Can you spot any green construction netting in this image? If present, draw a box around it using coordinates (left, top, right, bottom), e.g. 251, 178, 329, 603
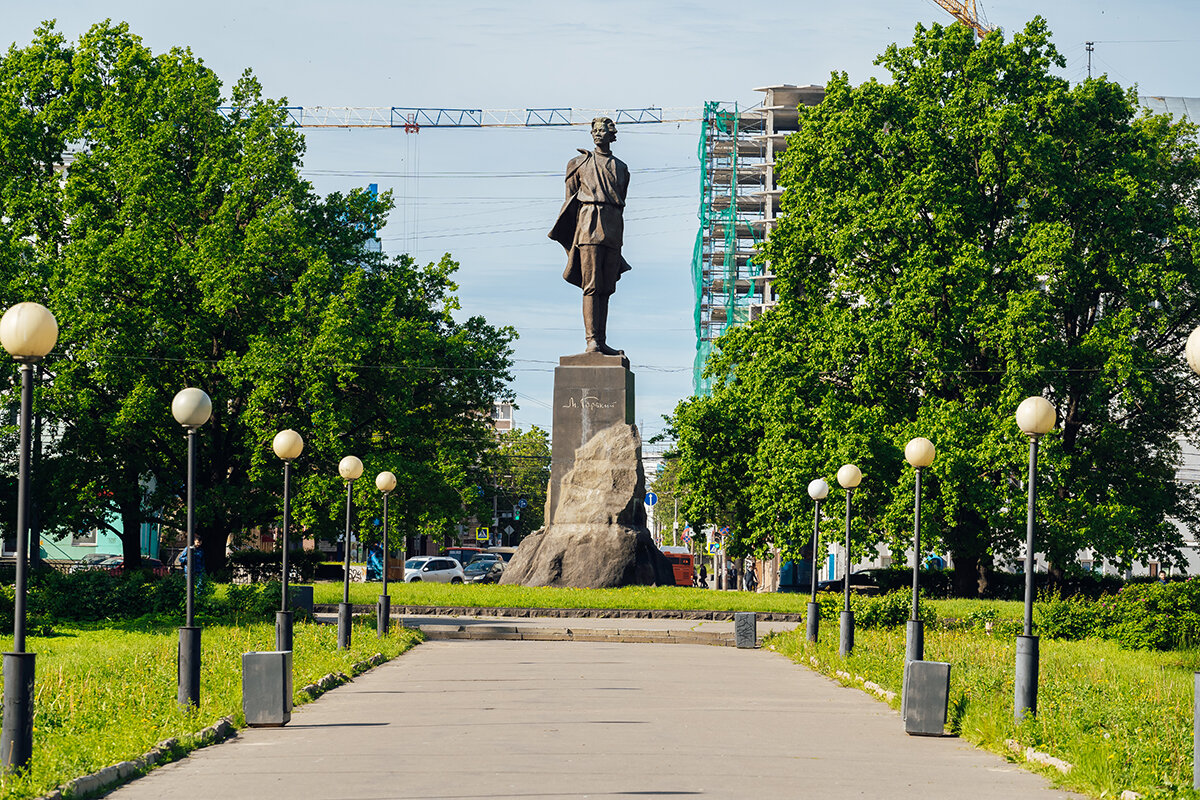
692, 101, 765, 396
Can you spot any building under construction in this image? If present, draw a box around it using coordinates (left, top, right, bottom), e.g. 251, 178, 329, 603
692, 84, 825, 395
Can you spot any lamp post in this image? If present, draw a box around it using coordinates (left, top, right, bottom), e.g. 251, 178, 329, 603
1014, 395, 1055, 722
338, 455, 363, 650
172, 386, 212, 709
904, 437, 936, 663
836, 464, 862, 657
1185, 328, 1200, 790
376, 471, 397, 637
272, 430, 304, 652
0, 302, 57, 771
806, 478, 829, 643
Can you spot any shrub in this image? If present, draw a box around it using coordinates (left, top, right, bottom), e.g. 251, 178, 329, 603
1034, 590, 1099, 640
1028, 579, 1200, 650
223, 581, 282, 621
851, 589, 938, 629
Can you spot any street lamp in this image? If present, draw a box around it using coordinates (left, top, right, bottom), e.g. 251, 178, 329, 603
375, 471, 397, 637
272, 429, 304, 652
338, 455, 363, 650
836, 464, 862, 657
172, 386, 212, 709
904, 437, 936, 663
806, 478, 829, 643
1185, 328, 1200, 790
1014, 395, 1055, 722
0, 302, 57, 771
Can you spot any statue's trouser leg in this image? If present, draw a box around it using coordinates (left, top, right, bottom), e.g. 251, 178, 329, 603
594, 294, 609, 347
583, 294, 599, 351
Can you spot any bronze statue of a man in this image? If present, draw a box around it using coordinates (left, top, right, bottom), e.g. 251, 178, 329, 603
549, 117, 630, 356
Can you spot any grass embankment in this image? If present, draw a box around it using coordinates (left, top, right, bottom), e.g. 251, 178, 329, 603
0, 617, 420, 800
768, 626, 1196, 799
317, 581, 813, 611
313, 580, 1027, 619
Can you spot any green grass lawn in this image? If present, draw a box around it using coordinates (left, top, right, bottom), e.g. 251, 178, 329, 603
0, 618, 419, 800
311, 580, 1026, 621
767, 626, 1197, 799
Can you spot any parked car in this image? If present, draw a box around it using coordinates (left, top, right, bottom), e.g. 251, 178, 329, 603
466, 552, 502, 566
101, 556, 168, 576
443, 546, 484, 566
403, 556, 465, 583
816, 568, 886, 594
485, 546, 518, 562
70, 553, 119, 573
463, 558, 505, 584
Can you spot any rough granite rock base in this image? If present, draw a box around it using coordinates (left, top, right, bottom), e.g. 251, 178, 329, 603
501, 424, 674, 589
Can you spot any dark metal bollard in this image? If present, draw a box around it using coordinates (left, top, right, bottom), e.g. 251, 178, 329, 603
839, 609, 854, 657
806, 601, 820, 643
1014, 635, 1039, 722
178, 626, 201, 708
1194, 673, 1200, 790
905, 618, 924, 663
734, 612, 756, 648
1, 652, 35, 770
377, 594, 391, 637
337, 602, 352, 650
904, 660, 951, 736
275, 610, 293, 653
243, 650, 293, 727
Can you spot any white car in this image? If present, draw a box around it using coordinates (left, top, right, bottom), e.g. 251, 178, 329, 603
403, 556, 465, 583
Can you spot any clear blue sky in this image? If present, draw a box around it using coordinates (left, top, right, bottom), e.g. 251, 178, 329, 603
10, 1, 1200, 443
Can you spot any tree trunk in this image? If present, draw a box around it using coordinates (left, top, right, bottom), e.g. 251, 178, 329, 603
119, 499, 143, 571
948, 510, 990, 597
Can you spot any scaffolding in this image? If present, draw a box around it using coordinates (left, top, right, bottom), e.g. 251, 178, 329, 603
691, 86, 825, 395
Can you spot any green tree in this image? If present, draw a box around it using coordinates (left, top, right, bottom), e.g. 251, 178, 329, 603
646, 455, 686, 546
0, 21, 514, 571
676, 18, 1200, 594
487, 426, 551, 540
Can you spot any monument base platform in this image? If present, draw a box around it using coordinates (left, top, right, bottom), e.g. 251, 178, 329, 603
548, 354, 634, 524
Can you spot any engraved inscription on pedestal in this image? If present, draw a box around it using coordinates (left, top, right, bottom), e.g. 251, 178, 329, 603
548, 353, 634, 524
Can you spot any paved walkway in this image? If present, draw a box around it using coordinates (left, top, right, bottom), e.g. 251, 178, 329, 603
107, 625, 1083, 799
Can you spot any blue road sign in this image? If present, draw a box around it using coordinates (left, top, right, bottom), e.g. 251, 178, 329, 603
644, 492, 658, 507
517, 498, 528, 509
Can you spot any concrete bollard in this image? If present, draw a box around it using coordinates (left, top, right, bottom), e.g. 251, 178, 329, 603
243, 650, 293, 727
734, 612, 756, 648
903, 660, 950, 736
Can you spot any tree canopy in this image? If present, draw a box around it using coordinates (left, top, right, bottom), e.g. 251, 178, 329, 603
0, 21, 515, 569
672, 18, 1200, 593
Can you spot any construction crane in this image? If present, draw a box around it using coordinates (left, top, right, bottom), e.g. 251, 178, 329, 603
930, 0, 996, 39
218, 106, 701, 131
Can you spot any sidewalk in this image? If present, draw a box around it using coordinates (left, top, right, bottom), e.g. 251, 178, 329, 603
105, 626, 1084, 799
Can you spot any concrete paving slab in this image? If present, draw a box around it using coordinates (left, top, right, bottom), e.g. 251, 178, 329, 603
105, 638, 1084, 800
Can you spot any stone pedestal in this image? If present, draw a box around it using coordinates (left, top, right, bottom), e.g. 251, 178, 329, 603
549, 353, 634, 525
734, 612, 757, 649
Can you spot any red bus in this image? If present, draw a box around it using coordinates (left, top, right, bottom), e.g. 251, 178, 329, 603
660, 546, 694, 587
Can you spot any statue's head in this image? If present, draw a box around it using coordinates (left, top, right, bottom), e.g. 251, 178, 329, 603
591, 117, 617, 147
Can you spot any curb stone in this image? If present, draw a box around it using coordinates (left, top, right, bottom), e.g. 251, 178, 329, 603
39, 651, 390, 799
314, 603, 806, 623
